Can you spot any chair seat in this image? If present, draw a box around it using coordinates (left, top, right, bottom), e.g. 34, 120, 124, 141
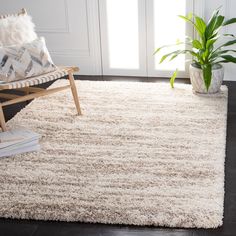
0, 65, 81, 132
0, 66, 78, 91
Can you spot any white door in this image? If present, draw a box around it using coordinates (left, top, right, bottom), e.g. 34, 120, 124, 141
99, 0, 194, 77
147, 0, 194, 78
99, 0, 147, 76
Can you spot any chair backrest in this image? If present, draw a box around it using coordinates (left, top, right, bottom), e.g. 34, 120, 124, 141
0, 8, 27, 19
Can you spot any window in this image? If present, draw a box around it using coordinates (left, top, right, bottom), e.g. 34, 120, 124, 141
99, 0, 194, 77
106, 0, 139, 69
153, 0, 186, 71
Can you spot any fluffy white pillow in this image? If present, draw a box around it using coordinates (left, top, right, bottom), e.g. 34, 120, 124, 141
0, 14, 37, 47
0, 37, 56, 82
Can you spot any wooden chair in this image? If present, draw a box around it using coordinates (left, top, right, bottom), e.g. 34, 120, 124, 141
0, 9, 82, 132
0, 66, 82, 132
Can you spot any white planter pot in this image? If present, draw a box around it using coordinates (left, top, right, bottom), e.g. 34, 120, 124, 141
189, 64, 224, 94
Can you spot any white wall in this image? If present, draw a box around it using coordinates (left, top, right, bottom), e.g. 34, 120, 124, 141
0, 0, 102, 75
1, 0, 236, 80
204, 0, 236, 81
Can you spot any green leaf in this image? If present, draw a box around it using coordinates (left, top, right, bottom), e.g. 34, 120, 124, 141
205, 11, 224, 40
195, 16, 206, 35
153, 42, 184, 55
210, 32, 218, 40
180, 14, 204, 35
178, 15, 193, 23
214, 15, 225, 31
159, 54, 172, 63
206, 36, 219, 50
192, 39, 202, 49
170, 54, 178, 61
202, 49, 210, 61
170, 69, 178, 88
205, 10, 219, 39
202, 64, 212, 91
159, 50, 182, 63
221, 55, 236, 63
223, 33, 236, 37
221, 39, 236, 47
187, 12, 193, 20
153, 47, 162, 54
179, 14, 206, 40
211, 49, 236, 61
223, 18, 236, 26
159, 50, 198, 64
214, 39, 236, 53
169, 49, 197, 61
215, 60, 231, 64
220, 50, 236, 54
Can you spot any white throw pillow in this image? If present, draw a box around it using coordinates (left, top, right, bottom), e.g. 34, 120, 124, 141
0, 37, 56, 82
0, 14, 37, 47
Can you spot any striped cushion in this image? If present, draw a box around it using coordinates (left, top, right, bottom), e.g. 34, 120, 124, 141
0, 67, 69, 90
0, 37, 56, 82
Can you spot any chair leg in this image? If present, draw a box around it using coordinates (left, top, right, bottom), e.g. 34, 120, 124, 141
0, 104, 7, 132
68, 72, 82, 115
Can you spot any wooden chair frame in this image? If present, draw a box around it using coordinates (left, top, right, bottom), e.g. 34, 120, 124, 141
0, 9, 82, 132
0, 67, 82, 132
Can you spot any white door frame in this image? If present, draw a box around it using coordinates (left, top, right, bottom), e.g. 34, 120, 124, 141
98, 0, 147, 76
98, 0, 205, 77
146, 0, 194, 78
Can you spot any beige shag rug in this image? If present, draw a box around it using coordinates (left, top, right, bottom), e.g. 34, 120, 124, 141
0, 80, 228, 228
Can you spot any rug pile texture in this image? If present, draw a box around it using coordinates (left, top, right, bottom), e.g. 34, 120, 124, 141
0, 80, 228, 228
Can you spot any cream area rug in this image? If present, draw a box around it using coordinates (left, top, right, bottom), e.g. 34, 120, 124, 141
0, 80, 228, 228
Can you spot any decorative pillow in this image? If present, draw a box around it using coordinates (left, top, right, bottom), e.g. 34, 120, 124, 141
0, 37, 56, 82
0, 11, 37, 47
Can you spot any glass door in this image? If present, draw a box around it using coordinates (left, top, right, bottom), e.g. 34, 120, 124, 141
99, 0, 146, 76
99, 0, 194, 78
147, 0, 194, 77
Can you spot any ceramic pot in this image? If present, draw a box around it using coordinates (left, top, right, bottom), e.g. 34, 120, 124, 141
189, 63, 224, 94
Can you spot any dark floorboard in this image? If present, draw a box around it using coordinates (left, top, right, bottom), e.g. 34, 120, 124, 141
0, 76, 235, 236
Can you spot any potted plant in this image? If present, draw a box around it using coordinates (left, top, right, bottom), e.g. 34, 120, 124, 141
154, 8, 236, 93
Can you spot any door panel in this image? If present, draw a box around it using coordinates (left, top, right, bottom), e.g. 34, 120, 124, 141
99, 0, 193, 77
99, 0, 147, 76
147, 0, 194, 77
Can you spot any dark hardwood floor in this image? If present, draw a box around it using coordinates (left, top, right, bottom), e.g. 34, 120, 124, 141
0, 76, 235, 236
